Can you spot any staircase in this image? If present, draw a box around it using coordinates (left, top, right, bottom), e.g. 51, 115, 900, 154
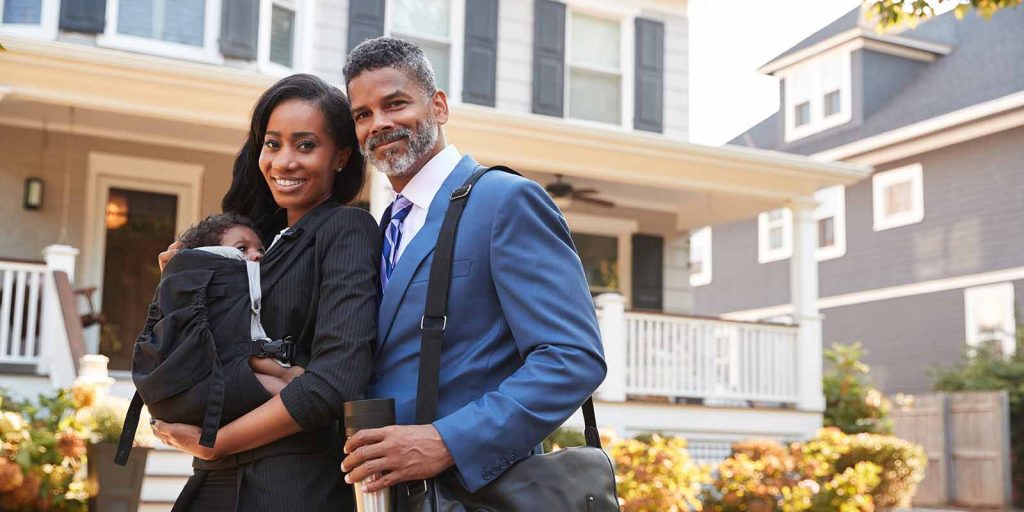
139, 444, 192, 512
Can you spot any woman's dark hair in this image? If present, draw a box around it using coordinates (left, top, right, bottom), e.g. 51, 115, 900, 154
178, 212, 258, 249
221, 74, 366, 241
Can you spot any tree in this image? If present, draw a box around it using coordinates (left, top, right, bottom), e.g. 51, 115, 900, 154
867, 0, 1023, 30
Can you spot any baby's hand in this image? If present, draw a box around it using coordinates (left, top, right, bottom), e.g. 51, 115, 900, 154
283, 366, 305, 384
158, 241, 184, 272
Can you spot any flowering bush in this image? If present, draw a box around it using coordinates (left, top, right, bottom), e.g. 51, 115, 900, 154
0, 383, 151, 511
610, 434, 710, 512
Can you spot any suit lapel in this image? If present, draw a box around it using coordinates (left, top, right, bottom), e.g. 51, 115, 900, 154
377, 155, 479, 345
260, 200, 338, 293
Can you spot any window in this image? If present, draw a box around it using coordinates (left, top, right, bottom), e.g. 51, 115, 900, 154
873, 163, 924, 231
269, 2, 294, 67
964, 283, 1016, 356
758, 208, 792, 263
0, 0, 58, 38
101, 0, 221, 62
794, 101, 810, 127
689, 227, 712, 286
567, 12, 622, 125
391, 0, 453, 92
572, 233, 619, 293
783, 49, 852, 141
824, 90, 841, 117
259, 0, 307, 73
815, 186, 846, 261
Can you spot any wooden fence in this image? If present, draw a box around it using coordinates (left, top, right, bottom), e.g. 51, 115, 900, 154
891, 391, 1013, 509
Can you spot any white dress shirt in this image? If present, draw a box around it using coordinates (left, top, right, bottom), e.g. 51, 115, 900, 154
393, 144, 462, 261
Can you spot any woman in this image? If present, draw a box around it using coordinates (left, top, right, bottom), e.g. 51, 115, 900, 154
150, 74, 379, 511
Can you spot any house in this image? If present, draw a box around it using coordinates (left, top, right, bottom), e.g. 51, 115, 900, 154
0, 0, 867, 508
701, 6, 1024, 395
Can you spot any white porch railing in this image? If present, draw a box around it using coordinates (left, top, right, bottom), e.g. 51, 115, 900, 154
596, 294, 800, 405
0, 259, 47, 365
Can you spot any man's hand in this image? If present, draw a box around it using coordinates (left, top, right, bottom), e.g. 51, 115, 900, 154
158, 241, 184, 272
341, 424, 454, 492
151, 420, 220, 460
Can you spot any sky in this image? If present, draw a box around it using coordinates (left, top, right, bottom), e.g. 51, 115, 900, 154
687, 0, 862, 146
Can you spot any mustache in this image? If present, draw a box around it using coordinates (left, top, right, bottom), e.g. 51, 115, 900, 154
364, 128, 413, 152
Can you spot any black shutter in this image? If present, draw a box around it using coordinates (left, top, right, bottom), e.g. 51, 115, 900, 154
632, 234, 664, 311
634, 18, 665, 133
58, 0, 106, 33
347, 0, 385, 52
463, 0, 499, 106
219, 0, 260, 60
532, 0, 565, 117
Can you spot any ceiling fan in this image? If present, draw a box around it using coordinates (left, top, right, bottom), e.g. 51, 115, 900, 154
544, 175, 615, 208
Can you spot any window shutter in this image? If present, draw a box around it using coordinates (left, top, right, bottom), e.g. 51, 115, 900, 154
58, 0, 106, 33
634, 17, 664, 133
532, 0, 565, 117
347, 0, 385, 52
219, 0, 259, 60
632, 234, 664, 311
462, 0, 499, 106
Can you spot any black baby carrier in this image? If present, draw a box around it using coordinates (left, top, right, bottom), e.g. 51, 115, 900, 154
114, 248, 293, 465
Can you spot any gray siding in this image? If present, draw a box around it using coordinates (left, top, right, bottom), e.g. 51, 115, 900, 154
860, 49, 926, 120
695, 125, 1024, 314
661, 12, 688, 140
313, 0, 348, 83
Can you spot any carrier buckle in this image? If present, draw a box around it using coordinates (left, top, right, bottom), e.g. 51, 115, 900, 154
252, 336, 295, 364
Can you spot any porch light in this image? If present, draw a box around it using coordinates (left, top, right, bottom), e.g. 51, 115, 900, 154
23, 177, 43, 210
105, 194, 129, 230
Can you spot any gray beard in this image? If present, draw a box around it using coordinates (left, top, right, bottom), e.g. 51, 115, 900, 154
363, 118, 439, 178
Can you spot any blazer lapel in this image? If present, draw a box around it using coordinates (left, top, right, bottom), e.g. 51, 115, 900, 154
377, 155, 480, 345
260, 200, 339, 293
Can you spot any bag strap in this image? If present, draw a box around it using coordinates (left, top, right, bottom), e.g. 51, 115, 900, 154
414, 165, 603, 450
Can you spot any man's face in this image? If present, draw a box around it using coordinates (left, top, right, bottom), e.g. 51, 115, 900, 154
348, 67, 448, 178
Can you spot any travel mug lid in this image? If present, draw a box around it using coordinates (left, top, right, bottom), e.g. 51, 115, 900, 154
344, 398, 396, 433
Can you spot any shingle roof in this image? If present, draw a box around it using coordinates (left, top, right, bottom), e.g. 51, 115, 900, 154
730, 8, 1024, 156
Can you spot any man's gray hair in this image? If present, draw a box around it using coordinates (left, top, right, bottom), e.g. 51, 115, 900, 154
343, 37, 438, 98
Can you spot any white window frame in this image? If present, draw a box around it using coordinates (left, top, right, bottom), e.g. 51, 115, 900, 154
0, 0, 59, 39
758, 208, 793, 264
98, 0, 224, 65
781, 48, 852, 142
257, 0, 312, 75
385, 0, 464, 103
564, 212, 637, 304
815, 185, 846, 261
689, 226, 712, 287
873, 163, 924, 231
562, 2, 635, 130
964, 283, 1016, 356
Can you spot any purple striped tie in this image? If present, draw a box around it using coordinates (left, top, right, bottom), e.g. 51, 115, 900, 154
381, 195, 414, 289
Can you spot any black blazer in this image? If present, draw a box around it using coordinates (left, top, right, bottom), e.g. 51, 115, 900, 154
175, 201, 379, 512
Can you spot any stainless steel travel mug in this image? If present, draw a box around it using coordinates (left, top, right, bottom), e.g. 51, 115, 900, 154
344, 398, 396, 512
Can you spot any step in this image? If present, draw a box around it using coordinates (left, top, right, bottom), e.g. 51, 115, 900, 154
141, 443, 191, 509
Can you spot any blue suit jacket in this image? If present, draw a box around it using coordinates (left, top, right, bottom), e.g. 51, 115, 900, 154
369, 155, 607, 492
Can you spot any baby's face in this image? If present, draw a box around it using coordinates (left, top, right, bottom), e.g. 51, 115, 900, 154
221, 225, 265, 262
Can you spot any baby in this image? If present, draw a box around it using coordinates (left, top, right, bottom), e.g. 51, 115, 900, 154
177, 212, 304, 395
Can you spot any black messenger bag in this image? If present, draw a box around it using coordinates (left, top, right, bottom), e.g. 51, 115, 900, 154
412, 165, 620, 512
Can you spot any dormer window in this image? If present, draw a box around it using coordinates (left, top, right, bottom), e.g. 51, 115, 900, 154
781, 48, 852, 142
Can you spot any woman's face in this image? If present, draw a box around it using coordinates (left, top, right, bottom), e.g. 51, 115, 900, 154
259, 99, 351, 222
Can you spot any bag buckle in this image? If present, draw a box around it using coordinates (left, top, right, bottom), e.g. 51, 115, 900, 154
252, 336, 295, 364
450, 184, 472, 201
420, 315, 447, 332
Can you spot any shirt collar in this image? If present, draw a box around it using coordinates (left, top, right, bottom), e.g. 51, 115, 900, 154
399, 144, 461, 211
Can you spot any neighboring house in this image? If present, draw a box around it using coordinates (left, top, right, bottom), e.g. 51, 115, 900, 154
700, 7, 1024, 395
0, 0, 866, 508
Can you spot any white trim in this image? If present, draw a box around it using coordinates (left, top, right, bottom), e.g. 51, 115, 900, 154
98, 0, 224, 65
758, 208, 792, 263
964, 283, 1016, 356
758, 28, 952, 75
564, 212, 638, 236
812, 91, 1024, 163
814, 185, 846, 261
0, 115, 241, 155
257, 0, 311, 76
386, 0, 464, 102
82, 153, 204, 353
872, 163, 924, 231
689, 226, 712, 287
564, 5, 635, 129
781, 46, 853, 143
722, 265, 1024, 321
0, 0, 58, 40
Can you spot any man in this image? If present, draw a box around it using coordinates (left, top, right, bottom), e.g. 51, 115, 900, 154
340, 37, 606, 501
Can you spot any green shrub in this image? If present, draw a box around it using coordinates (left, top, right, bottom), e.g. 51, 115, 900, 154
835, 433, 927, 508
610, 434, 709, 512
823, 343, 892, 435
541, 427, 586, 452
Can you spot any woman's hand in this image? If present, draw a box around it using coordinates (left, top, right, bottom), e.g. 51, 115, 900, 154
158, 241, 184, 272
151, 420, 220, 460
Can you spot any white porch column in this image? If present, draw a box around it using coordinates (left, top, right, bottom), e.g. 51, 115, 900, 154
76, 354, 116, 401
38, 244, 79, 388
368, 168, 395, 223
595, 293, 627, 402
790, 200, 825, 412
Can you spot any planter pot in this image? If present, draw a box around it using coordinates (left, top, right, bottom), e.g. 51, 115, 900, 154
87, 442, 151, 512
